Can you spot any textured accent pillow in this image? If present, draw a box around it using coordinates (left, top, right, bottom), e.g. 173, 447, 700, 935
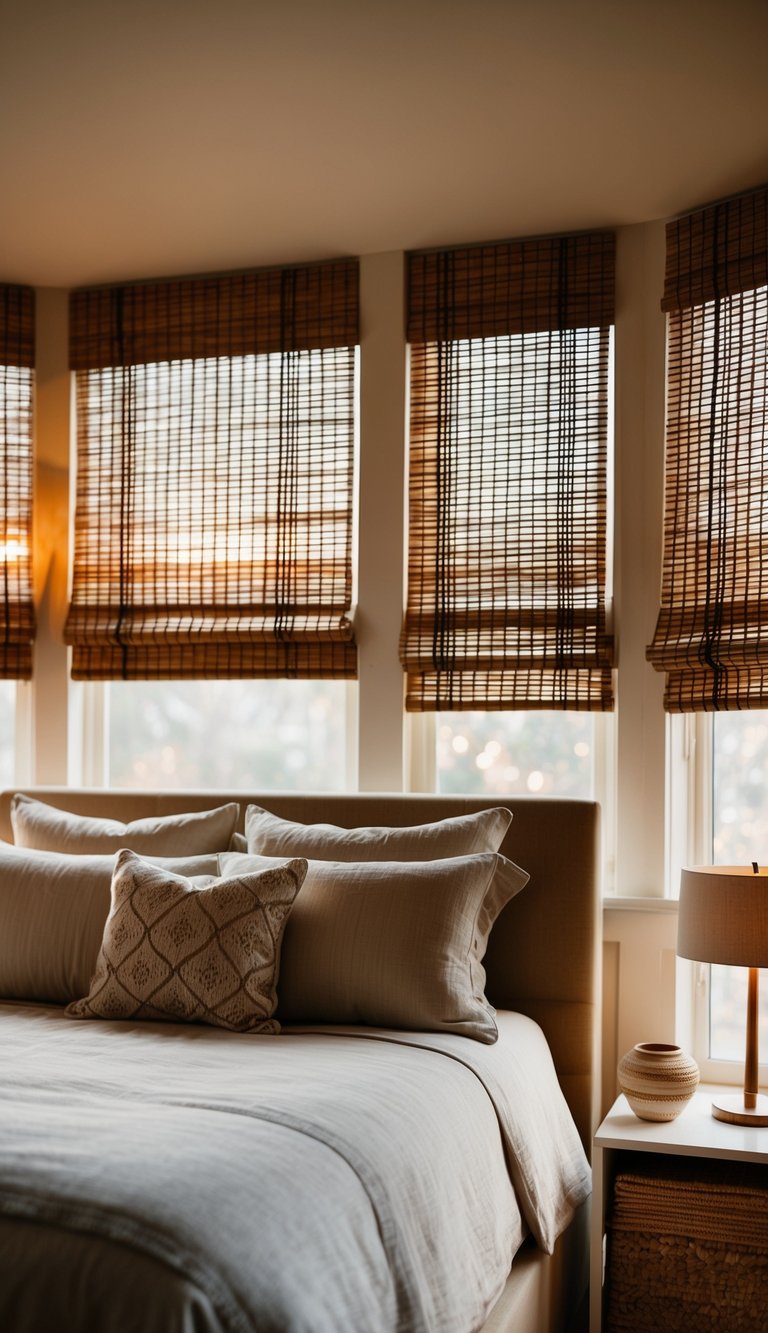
244, 804, 512, 861
10, 795, 240, 856
0, 844, 221, 1004
67, 851, 307, 1033
219, 850, 529, 1042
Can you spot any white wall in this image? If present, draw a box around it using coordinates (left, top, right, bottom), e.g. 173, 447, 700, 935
357, 251, 408, 791
29, 288, 70, 784
613, 221, 667, 897
602, 899, 679, 1115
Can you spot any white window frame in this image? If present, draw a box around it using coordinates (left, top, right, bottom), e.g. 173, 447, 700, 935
670, 711, 765, 1083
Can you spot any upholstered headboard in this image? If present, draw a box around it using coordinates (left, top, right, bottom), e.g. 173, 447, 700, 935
0, 788, 601, 1148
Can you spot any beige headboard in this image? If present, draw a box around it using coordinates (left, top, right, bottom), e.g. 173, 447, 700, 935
0, 788, 601, 1149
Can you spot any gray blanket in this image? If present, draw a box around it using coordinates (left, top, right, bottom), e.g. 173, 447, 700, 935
0, 1004, 590, 1333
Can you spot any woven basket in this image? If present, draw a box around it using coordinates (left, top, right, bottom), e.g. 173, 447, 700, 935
605, 1154, 768, 1332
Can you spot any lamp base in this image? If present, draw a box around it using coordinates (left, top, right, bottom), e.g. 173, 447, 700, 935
711, 1093, 768, 1126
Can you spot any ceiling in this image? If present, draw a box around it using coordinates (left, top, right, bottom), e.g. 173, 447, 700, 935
2, 0, 768, 288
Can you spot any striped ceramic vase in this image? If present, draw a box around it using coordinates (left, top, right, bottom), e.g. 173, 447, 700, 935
617, 1042, 700, 1122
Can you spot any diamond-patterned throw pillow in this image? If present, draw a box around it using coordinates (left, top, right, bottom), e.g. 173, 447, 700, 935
66, 850, 307, 1033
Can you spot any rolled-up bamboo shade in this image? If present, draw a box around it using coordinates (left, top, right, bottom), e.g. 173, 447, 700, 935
402, 234, 615, 711
70, 263, 357, 368
66, 261, 358, 680
0, 284, 35, 680
662, 186, 768, 314
648, 185, 768, 710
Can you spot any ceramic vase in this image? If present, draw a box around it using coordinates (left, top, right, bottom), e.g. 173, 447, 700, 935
617, 1042, 700, 1122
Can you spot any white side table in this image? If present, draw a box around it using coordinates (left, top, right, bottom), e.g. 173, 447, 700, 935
590, 1086, 768, 1332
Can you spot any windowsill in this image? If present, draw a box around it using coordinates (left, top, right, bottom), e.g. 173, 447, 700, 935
603, 894, 679, 912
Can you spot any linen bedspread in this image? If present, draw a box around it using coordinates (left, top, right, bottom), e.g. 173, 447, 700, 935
0, 1004, 590, 1333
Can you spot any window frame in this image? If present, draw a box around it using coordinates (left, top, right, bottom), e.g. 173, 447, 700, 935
670, 710, 768, 1082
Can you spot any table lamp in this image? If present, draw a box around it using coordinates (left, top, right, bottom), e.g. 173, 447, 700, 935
678, 865, 768, 1125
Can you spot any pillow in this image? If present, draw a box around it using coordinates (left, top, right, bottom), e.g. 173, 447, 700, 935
67, 851, 307, 1033
0, 844, 222, 1004
219, 850, 529, 1042
243, 804, 512, 861
10, 794, 240, 856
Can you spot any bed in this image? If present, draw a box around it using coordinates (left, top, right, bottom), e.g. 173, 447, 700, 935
0, 789, 600, 1333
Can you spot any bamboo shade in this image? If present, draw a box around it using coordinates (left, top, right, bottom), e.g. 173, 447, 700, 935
661, 186, 768, 313
647, 185, 768, 710
402, 234, 615, 711
0, 284, 35, 680
66, 261, 358, 680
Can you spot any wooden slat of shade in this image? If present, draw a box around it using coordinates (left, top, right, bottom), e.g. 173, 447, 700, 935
405, 668, 614, 712
70, 640, 357, 682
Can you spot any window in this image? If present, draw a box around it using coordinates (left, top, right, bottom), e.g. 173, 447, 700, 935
651, 185, 768, 1072
0, 283, 35, 681
0, 681, 15, 786
66, 263, 358, 681
709, 710, 768, 1062
437, 711, 594, 797
107, 679, 349, 791
648, 190, 768, 708
63, 264, 358, 792
713, 711, 768, 865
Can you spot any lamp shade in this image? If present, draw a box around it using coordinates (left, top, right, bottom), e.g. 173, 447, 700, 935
678, 867, 768, 968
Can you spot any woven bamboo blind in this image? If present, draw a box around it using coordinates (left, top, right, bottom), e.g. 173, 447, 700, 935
0, 284, 35, 680
66, 261, 358, 680
647, 185, 768, 710
402, 233, 615, 711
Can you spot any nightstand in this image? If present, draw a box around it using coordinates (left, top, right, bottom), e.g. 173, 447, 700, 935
590, 1087, 768, 1332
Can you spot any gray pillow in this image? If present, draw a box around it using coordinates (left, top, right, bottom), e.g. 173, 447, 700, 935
10, 794, 239, 856
0, 844, 221, 1004
219, 850, 529, 1043
244, 804, 512, 861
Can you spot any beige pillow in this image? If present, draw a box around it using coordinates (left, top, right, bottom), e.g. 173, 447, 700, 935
244, 804, 512, 860
0, 844, 222, 1004
219, 850, 529, 1042
10, 794, 239, 856
67, 851, 307, 1033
